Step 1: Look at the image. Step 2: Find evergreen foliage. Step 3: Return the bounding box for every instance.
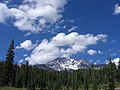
[107,59,115,90]
[3,39,14,86]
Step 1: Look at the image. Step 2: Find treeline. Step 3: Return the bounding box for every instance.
[0,39,120,90]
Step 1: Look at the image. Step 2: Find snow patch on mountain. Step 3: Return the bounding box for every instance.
[46,57,90,71]
[112,58,120,66]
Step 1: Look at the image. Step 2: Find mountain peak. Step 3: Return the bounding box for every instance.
[46,57,90,71]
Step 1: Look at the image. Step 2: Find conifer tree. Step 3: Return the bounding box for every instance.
[12,62,17,87]
[116,59,120,81]
[118,59,120,69]
[92,74,98,90]
[83,70,89,90]
[92,65,98,90]
[0,61,4,86]
[27,66,35,90]
[22,60,29,88]
[108,59,115,90]
[3,39,14,86]
[14,62,21,87]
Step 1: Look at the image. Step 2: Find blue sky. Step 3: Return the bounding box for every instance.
[0,0,120,65]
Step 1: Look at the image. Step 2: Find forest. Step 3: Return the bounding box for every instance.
[0,39,120,90]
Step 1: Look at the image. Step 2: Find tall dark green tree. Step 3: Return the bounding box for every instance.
[116,59,120,82]
[83,70,89,90]
[27,66,35,90]
[3,39,15,86]
[91,65,98,90]
[22,60,29,88]
[92,72,98,90]
[0,61,4,86]
[118,60,120,69]
[107,59,115,90]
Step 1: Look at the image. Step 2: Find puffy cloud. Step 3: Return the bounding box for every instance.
[26,32,107,65]
[51,32,107,47]
[16,40,36,50]
[0,3,11,23]
[113,4,120,15]
[0,0,68,33]
[87,50,103,55]
[28,39,60,64]
[87,49,97,56]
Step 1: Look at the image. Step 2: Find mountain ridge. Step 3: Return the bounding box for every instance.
[36,57,92,71]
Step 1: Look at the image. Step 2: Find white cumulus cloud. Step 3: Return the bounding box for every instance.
[25,32,107,65]
[0,0,68,33]
[16,40,36,50]
[87,49,97,56]
[113,4,120,15]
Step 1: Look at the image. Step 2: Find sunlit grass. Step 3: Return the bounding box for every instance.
[0,87,25,90]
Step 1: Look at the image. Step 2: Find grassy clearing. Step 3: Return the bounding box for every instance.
[0,87,25,90]
[1,83,120,90]
[0,87,41,90]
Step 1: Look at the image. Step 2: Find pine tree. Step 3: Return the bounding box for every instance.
[118,59,120,69]
[116,59,120,81]
[3,39,14,86]
[0,61,4,86]
[22,60,29,88]
[12,63,17,87]
[92,73,98,90]
[14,62,21,87]
[107,59,115,90]
[91,66,98,90]
[27,66,35,90]
[83,70,89,90]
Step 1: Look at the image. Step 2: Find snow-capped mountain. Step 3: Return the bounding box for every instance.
[45,57,90,71]
[36,57,107,71]
[112,58,120,66]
